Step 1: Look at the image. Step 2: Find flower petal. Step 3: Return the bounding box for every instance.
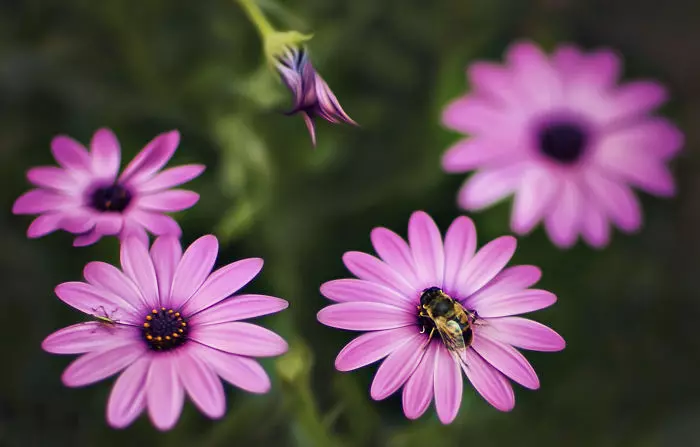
[27,166,80,192]
[317,302,416,331]
[370,227,419,286]
[402,341,438,419]
[178,346,226,419]
[442,138,512,172]
[442,216,477,297]
[506,41,563,109]
[469,289,556,318]
[191,322,288,357]
[604,81,667,123]
[458,166,522,211]
[456,236,517,298]
[138,190,200,213]
[42,322,136,354]
[146,353,185,431]
[51,135,91,172]
[320,279,413,307]
[169,235,218,308]
[93,213,124,236]
[461,349,515,411]
[106,356,150,429]
[442,97,510,134]
[82,261,145,316]
[370,333,426,400]
[149,236,183,305]
[120,218,149,246]
[62,343,145,387]
[580,201,610,248]
[597,118,683,161]
[73,230,103,247]
[120,237,159,308]
[434,346,463,424]
[471,335,539,389]
[463,265,542,308]
[90,128,121,181]
[478,317,565,352]
[511,166,559,234]
[335,326,419,372]
[584,171,642,232]
[120,130,180,183]
[129,211,182,237]
[342,251,416,297]
[12,190,71,214]
[408,211,444,288]
[196,344,271,393]
[182,258,264,315]
[138,165,206,193]
[55,281,140,323]
[543,179,584,248]
[192,294,288,326]
[27,213,63,238]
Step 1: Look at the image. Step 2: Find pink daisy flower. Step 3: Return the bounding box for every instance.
[42,235,288,431]
[13,128,204,246]
[441,41,684,248]
[317,211,564,423]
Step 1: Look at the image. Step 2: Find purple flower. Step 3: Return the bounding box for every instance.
[13,128,204,246]
[317,211,564,423]
[276,46,357,146]
[441,41,684,248]
[42,235,288,430]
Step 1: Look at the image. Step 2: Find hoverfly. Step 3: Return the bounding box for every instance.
[418,287,476,363]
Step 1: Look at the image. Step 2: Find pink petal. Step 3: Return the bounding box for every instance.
[471,335,539,389]
[461,349,515,411]
[93,213,124,236]
[191,321,288,357]
[441,97,508,134]
[553,45,620,89]
[120,237,159,309]
[408,211,444,288]
[335,326,419,371]
[196,344,271,393]
[604,81,668,123]
[370,333,425,400]
[120,218,149,246]
[468,289,556,318]
[55,281,140,323]
[82,261,146,315]
[401,342,438,420]
[149,236,183,304]
[138,190,200,213]
[441,138,511,173]
[598,118,683,160]
[506,41,563,109]
[178,346,226,419]
[42,322,135,354]
[90,128,121,181]
[458,166,522,211]
[464,265,542,308]
[370,227,419,286]
[478,317,565,352]
[120,130,180,183]
[317,302,415,331]
[456,236,517,298]
[138,165,206,193]
[27,167,80,192]
[468,62,521,106]
[191,294,288,326]
[169,235,218,308]
[60,209,96,233]
[584,171,642,232]
[73,230,103,247]
[543,179,583,248]
[27,213,63,238]
[442,216,477,297]
[342,251,416,297]
[433,346,463,424]
[320,279,413,307]
[580,201,610,248]
[182,258,264,315]
[106,356,150,429]
[130,211,182,237]
[62,343,145,387]
[511,166,559,234]
[51,135,91,172]
[146,353,185,431]
[12,190,70,214]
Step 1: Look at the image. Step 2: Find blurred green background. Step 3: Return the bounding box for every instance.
[2,0,700,445]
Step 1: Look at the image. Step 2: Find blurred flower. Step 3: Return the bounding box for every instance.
[42,235,288,430]
[317,211,564,423]
[275,46,357,146]
[442,41,684,248]
[12,129,204,246]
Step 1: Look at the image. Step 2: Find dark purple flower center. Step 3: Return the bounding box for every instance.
[538,121,588,164]
[90,184,132,212]
[142,308,188,351]
[417,287,474,346]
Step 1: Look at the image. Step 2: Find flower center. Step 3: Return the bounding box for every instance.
[538,121,588,165]
[142,308,188,351]
[417,287,474,346]
[90,184,132,212]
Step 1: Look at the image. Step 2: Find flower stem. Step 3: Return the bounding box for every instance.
[236,0,275,39]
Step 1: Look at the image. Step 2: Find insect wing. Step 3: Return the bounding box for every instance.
[437,319,470,367]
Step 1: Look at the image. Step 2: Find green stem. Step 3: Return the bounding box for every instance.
[236,0,275,38]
